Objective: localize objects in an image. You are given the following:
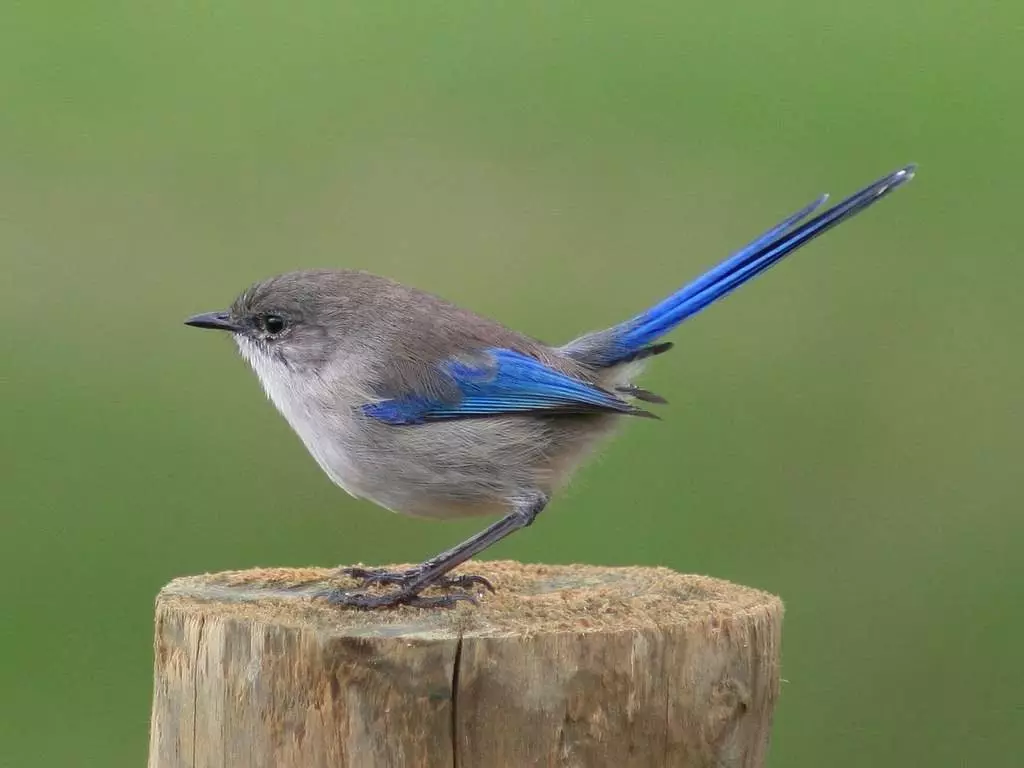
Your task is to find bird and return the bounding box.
[185,164,916,609]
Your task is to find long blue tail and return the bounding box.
[561,164,916,367]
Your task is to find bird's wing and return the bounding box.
[361,348,653,425]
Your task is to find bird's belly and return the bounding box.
[277,429,354,499]
[306,434,507,518]
[258,363,617,519]
[273,407,482,517]
[303,440,366,500]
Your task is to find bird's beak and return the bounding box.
[184,310,241,332]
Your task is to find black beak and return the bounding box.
[184,310,240,332]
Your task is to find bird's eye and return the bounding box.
[263,314,287,334]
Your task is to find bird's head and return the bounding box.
[185,270,359,374]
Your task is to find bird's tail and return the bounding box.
[561,164,916,368]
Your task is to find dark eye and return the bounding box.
[263,314,286,334]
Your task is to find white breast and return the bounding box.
[235,337,370,500]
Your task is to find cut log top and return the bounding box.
[150,562,784,768]
[156,560,780,638]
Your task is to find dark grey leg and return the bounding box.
[326,494,548,609]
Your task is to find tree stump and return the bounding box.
[148,561,783,768]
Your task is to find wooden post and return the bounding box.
[148,561,783,768]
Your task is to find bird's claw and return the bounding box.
[339,566,495,593]
[319,586,480,610]
[322,565,495,610]
[338,566,408,587]
[438,573,496,592]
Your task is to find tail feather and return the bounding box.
[615,385,668,404]
[562,164,916,367]
[611,340,674,365]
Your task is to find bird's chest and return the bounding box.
[244,354,372,500]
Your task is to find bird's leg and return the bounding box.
[324,494,548,609]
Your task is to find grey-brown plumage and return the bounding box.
[229,270,632,520]
[184,164,915,608]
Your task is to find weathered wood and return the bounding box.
[148,561,783,768]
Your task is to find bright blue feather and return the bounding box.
[363,348,641,425]
[566,165,916,367]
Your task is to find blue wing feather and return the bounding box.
[363,349,646,425]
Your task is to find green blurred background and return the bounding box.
[3,2,1020,766]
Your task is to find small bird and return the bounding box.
[186,165,915,609]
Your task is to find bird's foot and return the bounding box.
[320,565,495,610]
[319,587,479,610]
[339,565,495,593]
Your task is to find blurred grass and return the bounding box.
[2,2,1021,766]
